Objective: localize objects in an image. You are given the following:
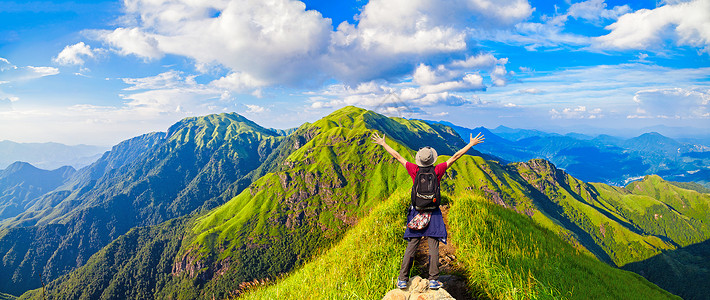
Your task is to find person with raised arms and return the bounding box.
[371,131,484,290]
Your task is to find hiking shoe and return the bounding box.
[397,280,408,289]
[429,280,442,289]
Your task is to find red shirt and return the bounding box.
[405,162,448,184]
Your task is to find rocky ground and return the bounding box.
[382,276,455,300]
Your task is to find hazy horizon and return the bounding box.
[2,108,710,147]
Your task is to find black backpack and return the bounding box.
[411,166,441,211]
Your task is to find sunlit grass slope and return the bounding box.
[239,188,410,299]
[164,106,472,297]
[449,195,677,299]
[241,161,678,299]
[509,160,710,266]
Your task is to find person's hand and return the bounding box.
[469,132,485,146]
[371,132,386,146]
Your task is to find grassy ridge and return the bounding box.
[449,194,676,299]
[168,107,461,295]
[239,188,410,299]
[241,158,678,299]
[509,160,710,267]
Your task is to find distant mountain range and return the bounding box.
[0,162,75,220]
[0,107,708,299]
[0,141,107,170]
[427,121,710,187]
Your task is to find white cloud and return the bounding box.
[0,69,251,145]
[450,54,499,69]
[99,27,163,59]
[328,0,531,83]
[0,104,182,145]
[550,105,603,119]
[308,77,484,115]
[0,58,13,71]
[0,57,59,106]
[518,88,544,94]
[0,58,59,82]
[307,49,513,114]
[595,0,710,53]
[93,0,532,89]
[245,104,267,113]
[211,72,268,92]
[413,64,452,86]
[122,70,187,90]
[630,87,710,118]
[96,0,332,85]
[117,70,242,117]
[487,19,590,51]
[481,0,634,52]
[53,42,96,66]
[566,0,631,24]
[493,64,710,107]
[482,0,631,51]
[419,74,485,94]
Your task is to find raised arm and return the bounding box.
[371,132,408,167]
[446,132,485,166]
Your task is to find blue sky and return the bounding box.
[0,0,708,145]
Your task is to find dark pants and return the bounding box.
[398,237,439,282]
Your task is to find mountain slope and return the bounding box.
[241,186,676,299]
[0,113,283,296]
[17,106,480,299]
[18,107,706,299]
[0,162,75,220]
[622,238,710,300]
[511,160,710,266]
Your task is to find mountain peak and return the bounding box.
[332,105,367,114]
[636,132,666,141]
[2,161,38,173]
[311,106,380,132]
[166,112,279,146]
[307,106,479,157]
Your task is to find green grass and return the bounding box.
[448,195,678,300]
[507,160,710,266]
[240,187,678,300]
[238,188,411,299]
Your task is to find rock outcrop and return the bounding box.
[382,276,455,300]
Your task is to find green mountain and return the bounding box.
[15,106,710,299]
[514,165,710,267]
[0,113,283,296]
[16,106,474,299]
[0,162,75,220]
